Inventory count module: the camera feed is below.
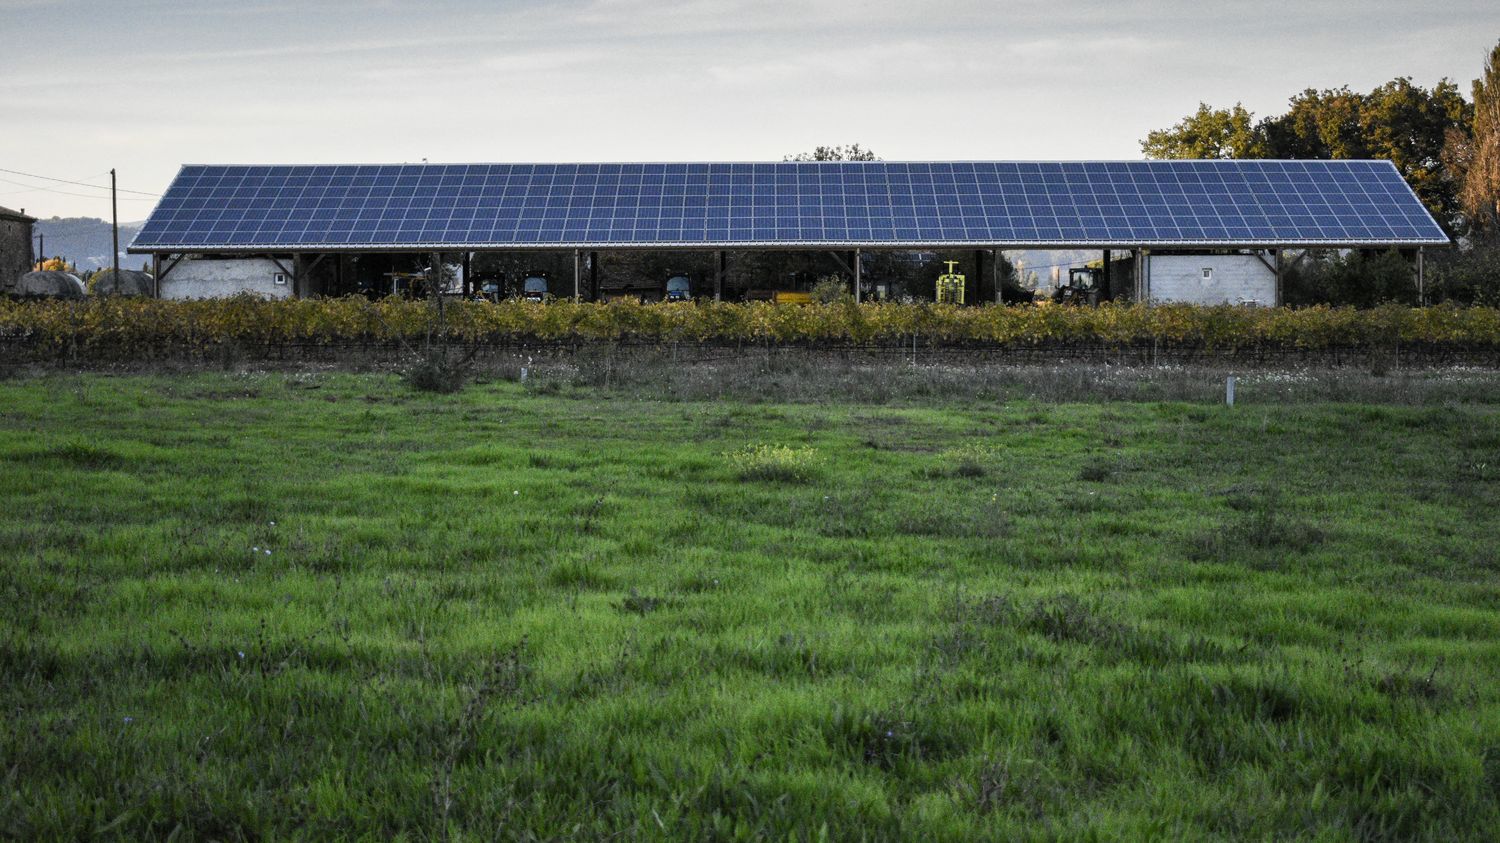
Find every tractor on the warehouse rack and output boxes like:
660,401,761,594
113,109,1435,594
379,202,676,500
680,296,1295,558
1053,267,1101,305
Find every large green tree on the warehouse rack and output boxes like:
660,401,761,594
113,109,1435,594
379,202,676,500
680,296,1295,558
1141,103,1266,159
1142,79,1473,233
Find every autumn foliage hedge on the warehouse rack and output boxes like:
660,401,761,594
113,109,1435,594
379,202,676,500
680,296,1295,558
2,296,1498,357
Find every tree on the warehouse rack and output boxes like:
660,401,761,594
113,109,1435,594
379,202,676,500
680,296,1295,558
1462,40,1500,235
1141,103,1266,159
1144,80,1474,234
783,144,880,162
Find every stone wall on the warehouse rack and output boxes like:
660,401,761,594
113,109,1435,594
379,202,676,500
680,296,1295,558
0,214,34,294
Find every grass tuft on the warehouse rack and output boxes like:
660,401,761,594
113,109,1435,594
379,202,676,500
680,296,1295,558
726,444,824,483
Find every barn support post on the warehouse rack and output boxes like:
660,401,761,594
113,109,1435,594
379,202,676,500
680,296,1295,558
573,249,582,301
1102,249,1112,299
151,253,161,298
1275,248,1284,307
714,250,726,301
1134,249,1146,303
292,253,303,298
1140,248,1151,303
462,252,472,297
974,249,985,306
853,249,863,303
1417,247,1425,305
589,251,599,300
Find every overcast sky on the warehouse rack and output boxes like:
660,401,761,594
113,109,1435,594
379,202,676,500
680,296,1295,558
2,0,1496,219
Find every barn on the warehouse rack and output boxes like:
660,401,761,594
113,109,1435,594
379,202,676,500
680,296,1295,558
128,160,1448,304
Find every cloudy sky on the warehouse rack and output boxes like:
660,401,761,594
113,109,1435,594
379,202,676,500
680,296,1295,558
2,0,1496,219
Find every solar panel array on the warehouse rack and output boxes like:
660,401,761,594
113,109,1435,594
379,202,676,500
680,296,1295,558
130,160,1447,252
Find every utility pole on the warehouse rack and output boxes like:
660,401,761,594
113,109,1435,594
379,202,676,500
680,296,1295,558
36,233,44,268
110,168,120,282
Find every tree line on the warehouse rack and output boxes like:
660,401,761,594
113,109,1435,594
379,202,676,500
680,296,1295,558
1143,38,1500,305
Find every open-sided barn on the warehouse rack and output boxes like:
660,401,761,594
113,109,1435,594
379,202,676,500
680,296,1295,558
129,160,1448,305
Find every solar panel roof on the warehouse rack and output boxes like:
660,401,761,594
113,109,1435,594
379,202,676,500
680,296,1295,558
129,160,1448,253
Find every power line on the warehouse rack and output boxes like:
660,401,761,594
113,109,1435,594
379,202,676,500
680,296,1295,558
0,174,157,201
0,166,160,197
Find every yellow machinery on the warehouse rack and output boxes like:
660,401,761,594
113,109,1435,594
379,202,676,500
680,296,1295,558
936,260,965,304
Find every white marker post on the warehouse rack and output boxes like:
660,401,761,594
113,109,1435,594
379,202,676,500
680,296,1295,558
1225,375,1236,407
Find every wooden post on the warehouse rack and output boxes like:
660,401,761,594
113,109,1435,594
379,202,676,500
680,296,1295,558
854,248,862,303
1135,249,1145,302
462,252,472,297
1274,248,1283,307
994,249,1002,303
1417,247,1425,305
714,250,725,301
151,253,161,298
1139,249,1151,303
1102,249,1112,299
573,249,581,301
974,249,985,305
589,251,599,300
110,168,120,286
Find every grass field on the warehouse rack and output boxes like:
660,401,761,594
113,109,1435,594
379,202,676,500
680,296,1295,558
2,367,1498,840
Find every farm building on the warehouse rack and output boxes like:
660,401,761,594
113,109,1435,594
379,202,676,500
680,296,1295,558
0,206,37,295
128,161,1447,304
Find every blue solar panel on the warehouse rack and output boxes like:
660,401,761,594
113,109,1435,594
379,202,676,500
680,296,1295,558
130,160,1448,252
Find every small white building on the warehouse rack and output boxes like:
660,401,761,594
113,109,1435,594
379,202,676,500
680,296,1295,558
1143,253,1277,306
159,257,294,300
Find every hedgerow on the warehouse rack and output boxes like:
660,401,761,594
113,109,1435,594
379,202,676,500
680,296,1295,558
1,296,1497,356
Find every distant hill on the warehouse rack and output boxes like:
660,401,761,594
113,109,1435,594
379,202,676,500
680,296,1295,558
33,217,146,272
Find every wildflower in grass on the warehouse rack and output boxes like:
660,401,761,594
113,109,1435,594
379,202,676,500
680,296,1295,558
727,444,824,483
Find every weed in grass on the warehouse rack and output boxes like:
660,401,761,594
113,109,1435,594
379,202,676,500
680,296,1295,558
546,557,616,590
833,708,960,771
1077,460,1115,482
1191,487,1329,565
726,444,823,483
963,755,1060,819
405,354,468,393
40,440,126,470
618,590,671,615
432,639,529,839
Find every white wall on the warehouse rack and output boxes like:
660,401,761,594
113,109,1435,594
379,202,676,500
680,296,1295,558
160,258,293,300
1147,254,1276,306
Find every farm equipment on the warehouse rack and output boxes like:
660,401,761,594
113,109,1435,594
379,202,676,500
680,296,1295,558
936,261,965,304
664,274,693,302
471,271,504,301
520,271,551,301
1053,267,1100,305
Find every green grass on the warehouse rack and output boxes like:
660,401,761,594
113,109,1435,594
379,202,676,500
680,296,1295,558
1,370,1498,840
